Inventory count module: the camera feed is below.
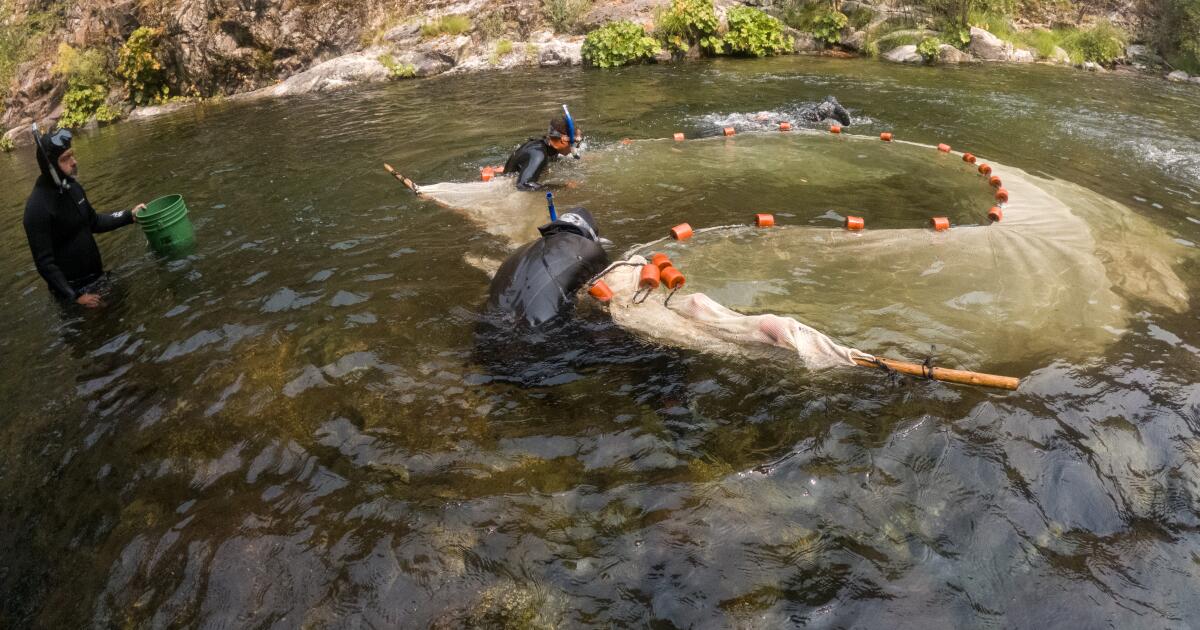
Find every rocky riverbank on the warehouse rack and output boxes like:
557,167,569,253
2,0,1197,149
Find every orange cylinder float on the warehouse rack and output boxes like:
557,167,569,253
480,166,494,182
639,264,661,289
779,122,792,131
989,175,1002,188
755,213,775,228
830,125,842,134
963,153,977,164
621,138,633,145
723,127,736,136
661,266,686,290
938,143,951,153
978,163,992,176
588,280,614,302
995,188,1009,203
845,216,865,231
651,253,673,271
987,206,1003,222
671,223,693,240
881,132,894,142
674,132,685,141
930,217,950,231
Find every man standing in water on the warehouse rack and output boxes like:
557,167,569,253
503,106,582,191
23,127,144,308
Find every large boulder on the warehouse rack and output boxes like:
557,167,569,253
967,26,1008,61
884,45,921,64
784,27,822,53
1126,44,1164,68
1167,70,1191,82
938,44,972,64
269,53,390,96
841,30,867,51
538,40,583,67
398,51,456,77
1048,46,1071,65
1009,47,1036,63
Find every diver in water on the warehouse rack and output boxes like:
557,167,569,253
503,106,582,191
800,96,853,126
23,127,145,307
486,206,607,328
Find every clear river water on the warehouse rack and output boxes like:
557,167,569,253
1,57,1199,628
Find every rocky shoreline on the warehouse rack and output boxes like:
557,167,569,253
3,0,1197,147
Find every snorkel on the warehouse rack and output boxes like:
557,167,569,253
562,104,584,159
30,123,67,192
546,191,558,222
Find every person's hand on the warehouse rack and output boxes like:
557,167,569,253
131,203,146,222
76,293,101,308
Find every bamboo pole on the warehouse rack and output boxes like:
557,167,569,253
383,163,420,193
853,356,1020,391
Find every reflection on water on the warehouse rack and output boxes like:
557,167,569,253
0,58,1199,627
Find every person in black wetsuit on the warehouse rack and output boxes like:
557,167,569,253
502,110,582,191
486,207,608,328
799,95,853,126
23,128,145,308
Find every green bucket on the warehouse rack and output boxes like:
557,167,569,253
140,194,195,254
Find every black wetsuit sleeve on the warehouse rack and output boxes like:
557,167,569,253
515,150,546,191
84,194,134,233
23,200,77,300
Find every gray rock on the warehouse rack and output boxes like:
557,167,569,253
1126,44,1164,67
270,53,390,96
538,40,583,67
128,100,197,121
841,30,867,51
784,27,821,53
884,44,921,64
1167,70,1190,82
967,26,1007,61
938,44,972,64
1080,61,1105,72
1009,47,1035,63
383,23,421,43
1048,46,1071,64
399,51,456,77
1191,76,1200,85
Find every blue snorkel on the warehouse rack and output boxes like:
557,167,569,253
546,191,558,222
562,104,584,159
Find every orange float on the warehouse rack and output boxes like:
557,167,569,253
938,143,951,153
588,280,614,302
755,213,775,228
962,153,976,164
989,175,1002,188
621,138,633,145
987,206,1003,222
978,163,992,176
661,266,686,290
723,127,736,136
674,132,685,141
881,132,894,142
671,223,693,240
639,264,661,289
995,188,1009,203
845,216,865,231
830,125,842,134
779,122,792,131
930,217,950,231
651,253,673,271
480,167,494,182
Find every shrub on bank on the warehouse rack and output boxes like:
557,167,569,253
582,21,661,67
421,15,472,38
543,0,593,34
655,0,724,55
917,36,943,62
722,7,793,57
53,43,120,128
117,27,170,105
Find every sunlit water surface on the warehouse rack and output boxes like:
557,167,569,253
1,58,1199,627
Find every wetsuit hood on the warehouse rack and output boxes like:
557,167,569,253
539,207,600,242
34,128,73,190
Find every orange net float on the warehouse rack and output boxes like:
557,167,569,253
661,266,686,290
588,280,614,302
480,167,494,182
779,122,792,131
639,264,661,289
671,223,694,240
845,216,865,231
938,143,951,153
978,163,992,176
674,132,685,141
988,206,1003,222
755,213,775,228
995,188,1009,203
962,153,977,164
621,138,633,145
651,253,673,271
830,125,842,134
930,217,950,231
989,175,1002,188
723,127,736,136
880,132,894,142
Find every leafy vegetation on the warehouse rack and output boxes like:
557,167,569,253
0,134,14,152
53,43,119,127
655,0,723,55
377,54,416,78
542,0,592,33
421,14,472,38
116,27,170,105
489,39,514,65
477,12,506,40
0,0,63,111
917,36,942,62
722,7,793,57
1149,0,1200,73
970,12,1124,65
1061,20,1125,65
810,9,849,47
582,20,661,68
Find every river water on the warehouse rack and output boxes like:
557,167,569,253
1,57,1198,628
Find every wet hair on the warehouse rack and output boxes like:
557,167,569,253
548,115,570,138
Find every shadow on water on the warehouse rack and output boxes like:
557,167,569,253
0,58,1198,627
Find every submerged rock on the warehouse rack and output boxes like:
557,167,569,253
1167,70,1191,82
884,45,921,64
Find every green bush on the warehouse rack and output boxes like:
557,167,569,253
1149,0,1200,73
58,84,119,128
722,7,793,57
810,9,848,47
1061,20,1125,65
917,36,942,62
421,14,472,38
1010,27,1062,59
477,12,506,40
0,135,14,152
489,39,514,65
655,0,723,54
117,27,170,105
53,44,109,87
543,0,592,33
378,54,417,78
582,21,661,67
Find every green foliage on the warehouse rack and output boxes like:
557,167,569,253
489,39,514,65
810,9,848,47
421,14,472,38
58,84,119,128
0,134,14,152
721,7,793,57
117,27,169,105
1060,20,1125,65
1149,0,1200,73
917,36,942,62
542,0,592,33
0,0,64,108
1009,27,1063,59
53,44,109,87
582,21,661,68
919,0,1016,29
377,54,416,78
655,0,723,54
477,12,506,40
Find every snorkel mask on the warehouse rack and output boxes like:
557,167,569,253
31,124,72,192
